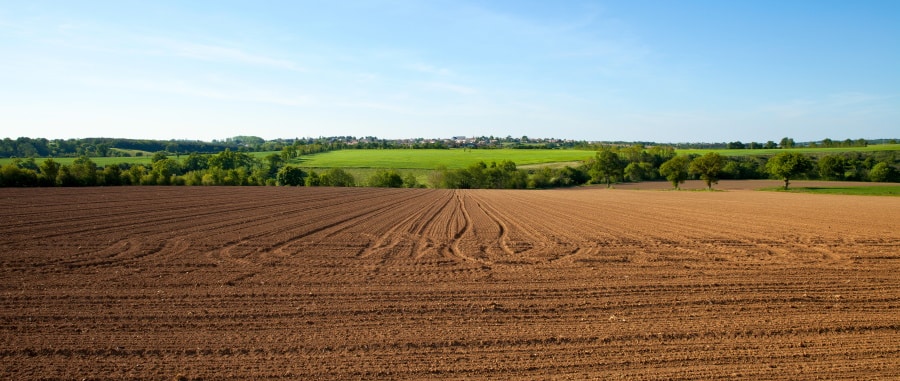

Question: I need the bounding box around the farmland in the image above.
[1,185,899,380]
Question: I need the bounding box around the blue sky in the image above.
[1,1,898,142]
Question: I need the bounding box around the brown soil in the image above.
[1,185,898,380]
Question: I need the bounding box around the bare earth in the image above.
[1,182,898,380]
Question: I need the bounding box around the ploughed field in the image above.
[1,185,898,380]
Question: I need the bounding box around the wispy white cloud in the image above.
[145,38,306,72]
[407,62,452,76]
[761,92,894,119]
[419,81,477,95]
[74,75,315,107]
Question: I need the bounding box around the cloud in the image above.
[74,75,315,107]
[419,81,477,95]
[760,92,895,119]
[407,63,452,76]
[146,38,306,72]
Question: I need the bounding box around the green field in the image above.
[289,149,596,169]
[677,144,900,157]
[761,185,900,196]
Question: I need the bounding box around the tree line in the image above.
[5,135,896,159]
[1,146,897,188]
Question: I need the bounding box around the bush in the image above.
[367,169,404,187]
[277,166,306,186]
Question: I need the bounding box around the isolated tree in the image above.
[766,152,813,190]
[689,152,725,190]
[658,155,690,189]
[589,147,624,188]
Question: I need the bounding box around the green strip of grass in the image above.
[761,185,900,196]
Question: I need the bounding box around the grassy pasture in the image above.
[761,185,900,196]
[289,149,596,169]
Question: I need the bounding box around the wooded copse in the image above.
[1,144,897,188]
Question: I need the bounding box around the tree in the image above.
[151,151,169,163]
[95,143,111,157]
[658,155,690,189]
[280,145,298,161]
[262,153,284,177]
[402,173,420,188]
[320,168,355,187]
[38,158,60,186]
[367,169,404,188]
[58,156,98,186]
[817,155,846,180]
[868,162,894,182]
[689,152,725,190]
[0,161,38,187]
[624,162,655,182]
[484,160,526,189]
[589,147,624,188]
[150,158,181,185]
[726,141,745,149]
[305,171,321,186]
[766,152,813,190]
[779,137,795,149]
[276,166,306,186]
[100,165,123,186]
[181,153,209,172]
[208,148,255,170]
